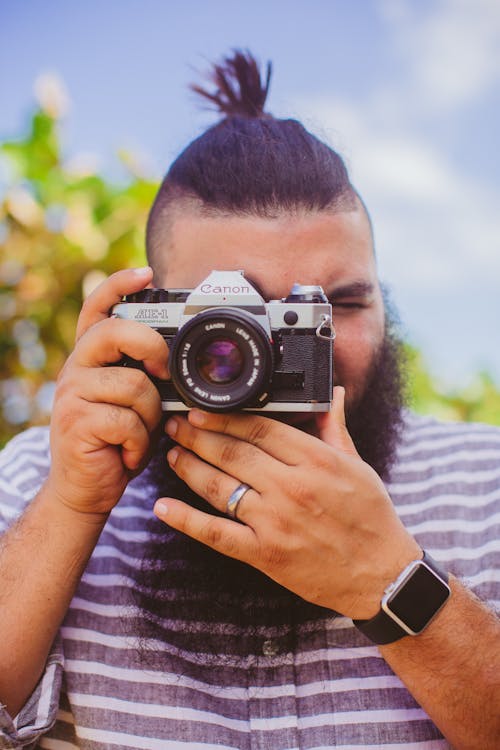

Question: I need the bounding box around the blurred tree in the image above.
[406,347,500,426]
[0,79,158,447]
[1,84,500,447]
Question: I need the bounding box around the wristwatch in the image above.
[353,551,451,645]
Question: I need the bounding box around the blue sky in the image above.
[1,0,499,386]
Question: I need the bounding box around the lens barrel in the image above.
[169,308,273,411]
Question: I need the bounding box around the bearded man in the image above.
[0,51,498,750]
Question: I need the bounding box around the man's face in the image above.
[159,206,385,414]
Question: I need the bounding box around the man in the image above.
[0,51,499,749]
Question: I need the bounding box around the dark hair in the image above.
[146,50,355,270]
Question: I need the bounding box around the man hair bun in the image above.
[191,50,272,118]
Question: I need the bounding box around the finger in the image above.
[76,267,153,341]
[70,365,162,436]
[153,497,259,562]
[78,402,151,470]
[166,415,283,491]
[166,445,263,524]
[186,409,318,466]
[74,317,169,379]
[317,386,358,455]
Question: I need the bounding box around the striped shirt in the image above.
[0,413,499,749]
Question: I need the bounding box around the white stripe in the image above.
[0,429,49,464]
[111,504,152,519]
[2,451,50,479]
[391,448,500,474]
[390,468,500,494]
[267,707,426,731]
[76,727,237,750]
[68,597,132,618]
[89,544,142,566]
[69,692,247,730]
[397,430,500,457]
[0,466,41,493]
[35,662,56,729]
[89,544,176,571]
[101,524,154,543]
[408,512,500,534]
[70,699,424,733]
[81,572,135,587]
[402,417,498,437]
[464,568,500,586]
[395,490,500,516]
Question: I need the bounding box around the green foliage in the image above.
[1,99,499,447]
[406,346,500,426]
[0,99,157,447]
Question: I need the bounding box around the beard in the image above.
[128,296,408,657]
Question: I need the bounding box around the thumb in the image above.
[317,386,358,455]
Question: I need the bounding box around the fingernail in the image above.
[189,409,206,426]
[167,447,179,467]
[154,500,168,517]
[132,266,152,276]
[166,418,178,437]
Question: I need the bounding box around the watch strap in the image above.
[353,551,449,645]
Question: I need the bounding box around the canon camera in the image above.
[111,270,335,412]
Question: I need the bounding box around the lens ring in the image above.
[169,308,273,411]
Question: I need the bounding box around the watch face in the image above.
[386,563,450,634]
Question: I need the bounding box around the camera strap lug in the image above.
[316,314,335,341]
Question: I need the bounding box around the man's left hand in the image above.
[154,386,420,620]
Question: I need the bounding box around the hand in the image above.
[47,267,170,517]
[154,387,420,619]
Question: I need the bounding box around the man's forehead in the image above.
[171,203,371,241]
[161,204,376,291]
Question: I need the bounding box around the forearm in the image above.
[0,481,107,717]
[380,577,500,750]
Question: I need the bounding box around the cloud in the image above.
[289,0,500,298]
[379,0,500,113]
[298,95,500,293]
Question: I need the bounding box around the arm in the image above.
[0,267,169,718]
[380,576,500,750]
[151,390,500,750]
[0,486,107,717]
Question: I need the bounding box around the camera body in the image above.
[111,270,335,412]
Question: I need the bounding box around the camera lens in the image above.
[196,339,244,384]
[169,308,273,411]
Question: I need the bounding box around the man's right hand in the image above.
[46,266,170,517]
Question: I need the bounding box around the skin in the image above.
[0,207,498,748]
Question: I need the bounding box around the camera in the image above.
[111,270,335,412]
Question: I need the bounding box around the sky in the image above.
[1,0,499,387]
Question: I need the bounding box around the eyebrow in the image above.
[327,281,375,300]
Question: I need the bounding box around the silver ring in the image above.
[226,483,251,520]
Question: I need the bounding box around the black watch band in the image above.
[353,551,450,645]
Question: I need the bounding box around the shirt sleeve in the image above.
[0,428,64,748]
[0,636,64,749]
